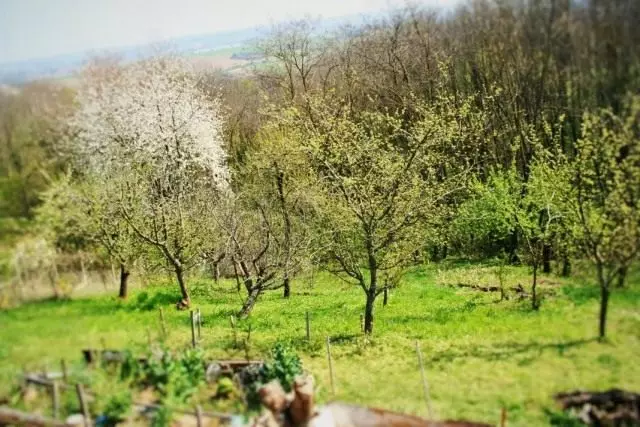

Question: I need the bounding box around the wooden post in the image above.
[326,337,335,396]
[196,405,203,427]
[415,341,433,419]
[159,307,167,340]
[60,359,68,383]
[52,381,60,420]
[75,383,90,427]
[500,407,507,427]
[230,315,237,347]
[359,314,364,333]
[190,310,197,349]
[196,308,202,341]
[305,311,310,341]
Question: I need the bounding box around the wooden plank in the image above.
[0,406,72,426]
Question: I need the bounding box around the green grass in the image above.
[1,262,639,426]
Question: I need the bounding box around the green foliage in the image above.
[101,390,132,426]
[260,342,303,392]
[451,169,520,257]
[1,268,639,425]
[151,405,173,427]
[216,377,236,398]
[120,347,205,403]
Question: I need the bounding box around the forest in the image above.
[1,0,639,425]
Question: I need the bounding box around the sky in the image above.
[0,0,455,64]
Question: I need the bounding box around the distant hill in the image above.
[0,13,371,85]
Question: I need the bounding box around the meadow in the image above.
[1,261,639,426]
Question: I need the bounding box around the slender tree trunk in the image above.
[383,288,388,306]
[364,291,376,335]
[561,255,571,277]
[542,244,552,273]
[597,264,610,340]
[616,266,628,289]
[276,169,292,299]
[214,263,220,283]
[175,264,190,307]
[118,264,130,299]
[283,276,291,299]
[239,287,261,318]
[532,263,539,310]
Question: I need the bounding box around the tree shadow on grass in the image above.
[424,337,598,364]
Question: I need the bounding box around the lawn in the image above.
[1,261,639,426]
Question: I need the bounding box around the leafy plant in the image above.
[101,390,132,426]
[260,342,302,392]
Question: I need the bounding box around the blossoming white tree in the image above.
[71,55,228,307]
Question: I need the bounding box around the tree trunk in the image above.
[239,287,261,318]
[383,288,388,306]
[597,265,610,340]
[276,169,292,300]
[364,291,376,335]
[118,263,130,299]
[561,255,571,277]
[542,244,552,273]
[616,266,627,289]
[531,263,539,310]
[214,263,220,283]
[175,264,190,307]
[283,276,291,298]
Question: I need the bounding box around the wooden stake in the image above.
[230,315,237,347]
[305,311,310,341]
[60,359,68,383]
[196,308,202,341]
[52,381,60,420]
[190,310,197,349]
[75,384,90,427]
[326,337,335,396]
[196,405,203,427]
[415,341,433,419]
[159,307,167,340]
[359,314,364,333]
[500,407,507,427]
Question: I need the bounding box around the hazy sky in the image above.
[0,0,454,64]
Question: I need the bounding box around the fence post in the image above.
[75,383,90,427]
[415,340,433,419]
[196,308,202,341]
[190,310,197,349]
[60,359,68,383]
[196,405,203,427]
[305,311,310,341]
[230,315,238,347]
[326,337,335,396]
[159,307,167,340]
[52,381,60,420]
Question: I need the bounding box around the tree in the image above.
[214,192,312,318]
[567,96,640,339]
[239,127,316,298]
[0,83,73,219]
[70,56,228,307]
[292,96,469,334]
[36,174,141,299]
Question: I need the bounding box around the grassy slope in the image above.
[1,263,639,426]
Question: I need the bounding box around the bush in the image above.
[260,342,302,392]
[101,390,132,426]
